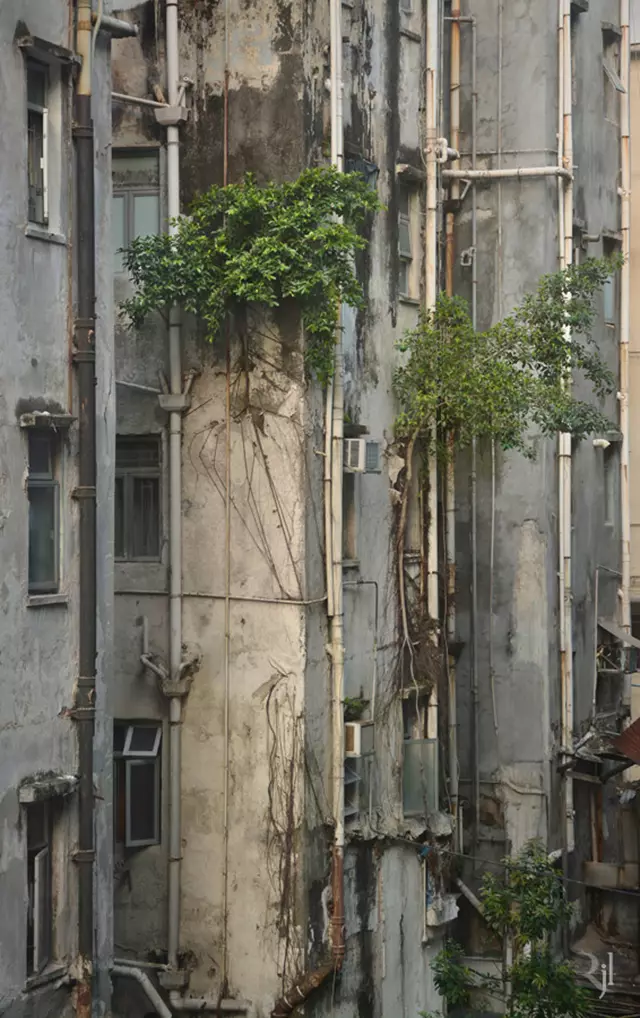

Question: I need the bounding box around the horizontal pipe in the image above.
[111,966,173,1018]
[112,91,168,109]
[113,958,170,971]
[95,13,139,37]
[115,590,327,605]
[442,165,572,180]
[116,379,163,394]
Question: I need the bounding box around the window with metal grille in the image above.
[115,436,161,561]
[26,801,52,975]
[28,432,59,593]
[26,60,48,225]
[112,151,161,274]
[114,722,162,848]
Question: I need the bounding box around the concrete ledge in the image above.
[19,774,78,804]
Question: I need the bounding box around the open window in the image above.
[26,801,52,975]
[114,722,162,848]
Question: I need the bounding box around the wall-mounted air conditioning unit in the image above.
[343,439,382,474]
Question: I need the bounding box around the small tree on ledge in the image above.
[422,841,589,1018]
[120,166,381,385]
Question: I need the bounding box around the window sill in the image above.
[27,593,69,608]
[25,224,67,246]
[399,294,420,307]
[25,963,68,993]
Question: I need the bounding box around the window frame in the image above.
[26,801,53,976]
[603,33,624,125]
[27,433,60,594]
[115,435,162,562]
[26,59,49,226]
[342,470,359,564]
[398,185,416,298]
[112,150,161,275]
[603,444,618,528]
[114,722,162,850]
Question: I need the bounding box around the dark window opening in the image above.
[28,432,59,593]
[115,436,161,561]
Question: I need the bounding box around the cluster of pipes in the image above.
[73,0,631,1014]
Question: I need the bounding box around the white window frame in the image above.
[122,723,162,757]
[26,801,53,977]
[33,845,51,972]
[114,722,162,849]
[26,59,49,226]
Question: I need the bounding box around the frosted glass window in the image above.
[133,194,160,240]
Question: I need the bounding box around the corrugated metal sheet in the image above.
[598,617,640,649]
[613,717,640,764]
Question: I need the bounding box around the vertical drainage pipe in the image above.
[558,0,575,855]
[73,3,97,1015]
[328,0,345,966]
[425,0,439,743]
[164,0,187,974]
[469,12,479,860]
[620,0,631,635]
[445,8,460,833]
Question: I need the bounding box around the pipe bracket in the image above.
[72,486,97,500]
[73,849,96,864]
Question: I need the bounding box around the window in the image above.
[28,433,59,593]
[342,471,358,562]
[344,721,375,822]
[603,240,619,325]
[26,801,52,975]
[603,32,624,124]
[27,60,48,225]
[402,694,438,816]
[112,151,161,274]
[114,722,162,848]
[115,436,161,561]
[398,186,413,296]
[604,444,618,527]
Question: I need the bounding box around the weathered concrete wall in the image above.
[630,47,640,604]
[0,2,113,1016]
[452,0,623,926]
[109,0,446,1013]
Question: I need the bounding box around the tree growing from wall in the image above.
[423,841,589,1018]
[120,167,381,384]
[394,257,621,457]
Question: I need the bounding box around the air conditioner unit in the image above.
[345,722,362,757]
[344,438,366,472]
[344,438,382,473]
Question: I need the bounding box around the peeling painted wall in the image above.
[452,0,624,944]
[0,3,113,1016]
